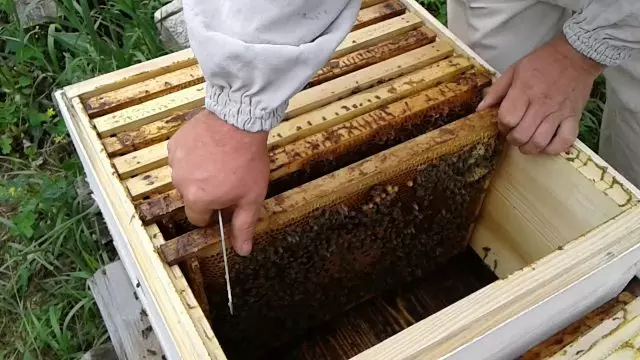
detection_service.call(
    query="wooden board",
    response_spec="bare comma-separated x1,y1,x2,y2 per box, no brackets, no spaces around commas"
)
52,0,640,359
103,26,437,158
102,108,198,157
332,13,423,59
84,64,204,118
521,278,640,359
88,260,165,360
91,13,428,137
83,1,412,120
362,0,388,8
306,26,436,88
157,108,500,265
133,71,490,224
352,0,407,31
120,56,475,198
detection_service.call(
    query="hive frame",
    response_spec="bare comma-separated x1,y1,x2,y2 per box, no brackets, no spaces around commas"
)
53,1,640,359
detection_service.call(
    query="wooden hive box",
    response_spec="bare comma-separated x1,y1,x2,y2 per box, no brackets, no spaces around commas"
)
53,0,640,359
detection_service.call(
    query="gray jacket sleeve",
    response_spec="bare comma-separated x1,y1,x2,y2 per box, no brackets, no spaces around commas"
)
181,0,361,133
561,0,640,66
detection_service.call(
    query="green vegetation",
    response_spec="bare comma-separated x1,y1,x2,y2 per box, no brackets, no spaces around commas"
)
0,0,605,359
0,0,167,358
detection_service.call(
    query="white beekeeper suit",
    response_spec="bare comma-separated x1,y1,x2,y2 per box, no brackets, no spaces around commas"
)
181,0,640,185
446,0,640,185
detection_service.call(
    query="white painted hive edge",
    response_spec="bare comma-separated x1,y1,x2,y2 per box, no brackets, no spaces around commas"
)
442,247,640,360
52,89,210,360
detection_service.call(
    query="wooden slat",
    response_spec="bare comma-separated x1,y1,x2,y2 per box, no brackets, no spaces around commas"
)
113,141,169,179
131,190,186,224
125,166,174,200
268,55,473,149
93,85,205,138
120,56,473,197
398,0,499,79
84,64,203,118
288,37,453,115
104,27,436,157
93,14,428,137
102,108,200,157
281,40,455,119
64,48,197,100
135,189,183,224
93,20,441,139
107,27,436,160
86,3,409,120
182,258,211,321
88,260,165,360
307,26,436,88
333,13,422,59
133,70,490,224
352,0,406,31
269,73,490,181
112,42,455,179
157,108,499,265
361,0,389,9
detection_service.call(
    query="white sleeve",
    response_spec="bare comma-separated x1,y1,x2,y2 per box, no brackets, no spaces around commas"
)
182,0,361,132
562,0,640,66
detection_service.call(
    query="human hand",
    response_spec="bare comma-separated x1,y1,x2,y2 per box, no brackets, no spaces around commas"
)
167,109,270,256
477,33,604,155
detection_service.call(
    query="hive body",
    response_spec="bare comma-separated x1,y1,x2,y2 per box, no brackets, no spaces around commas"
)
196,113,502,356
75,1,505,357
52,0,640,359
82,2,502,354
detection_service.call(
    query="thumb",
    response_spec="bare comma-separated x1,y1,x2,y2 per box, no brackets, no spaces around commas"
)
230,202,261,256
477,66,515,111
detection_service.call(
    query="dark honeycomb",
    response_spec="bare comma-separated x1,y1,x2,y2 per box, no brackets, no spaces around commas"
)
263,247,499,360
267,83,482,198
198,135,503,359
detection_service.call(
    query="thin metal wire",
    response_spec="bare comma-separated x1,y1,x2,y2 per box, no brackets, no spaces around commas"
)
218,210,233,315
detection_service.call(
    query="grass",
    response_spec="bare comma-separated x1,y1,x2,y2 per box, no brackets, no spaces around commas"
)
0,0,167,358
0,0,605,359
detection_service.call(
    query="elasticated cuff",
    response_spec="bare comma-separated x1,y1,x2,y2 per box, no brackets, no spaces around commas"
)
563,17,634,67
204,82,287,133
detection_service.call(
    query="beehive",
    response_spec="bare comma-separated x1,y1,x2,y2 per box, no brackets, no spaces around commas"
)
54,1,640,359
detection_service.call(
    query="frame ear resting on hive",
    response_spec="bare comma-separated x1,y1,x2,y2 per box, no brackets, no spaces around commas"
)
156,108,504,356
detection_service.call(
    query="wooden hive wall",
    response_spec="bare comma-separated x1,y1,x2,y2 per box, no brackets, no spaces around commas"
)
76,1,505,359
